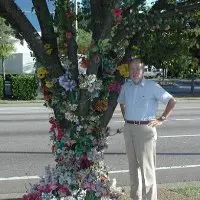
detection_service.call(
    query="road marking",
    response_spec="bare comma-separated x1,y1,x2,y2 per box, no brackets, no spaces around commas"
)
159,134,200,138
0,176,40,181
109,164,200,174
111,117,200,123
1,164,200,180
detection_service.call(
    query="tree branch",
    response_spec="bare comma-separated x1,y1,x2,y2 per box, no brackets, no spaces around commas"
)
90,0,102,41
32,0,59,57
112,1,200,47
0,0,63,78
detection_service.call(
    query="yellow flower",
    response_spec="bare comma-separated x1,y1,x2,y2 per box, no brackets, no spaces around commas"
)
117,64,129,77
44,44,53,55
37,67,48,79
45,81,54,88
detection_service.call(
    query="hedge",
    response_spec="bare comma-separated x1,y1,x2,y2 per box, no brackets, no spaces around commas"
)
0,76,3,99
11,74,38,100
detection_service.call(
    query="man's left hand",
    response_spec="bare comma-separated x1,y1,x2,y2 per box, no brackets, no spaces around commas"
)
148,119,163,127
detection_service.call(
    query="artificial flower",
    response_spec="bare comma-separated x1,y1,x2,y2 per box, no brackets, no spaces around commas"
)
112,8,123,24
22,192,42,200
59,74,76,92
65,12,71,17
45,81,54,88
108,81,121,93
79,46,87,54
117,64,129,77
44,43,53,55
41,83,51,101
112,8,122,18
37,67,48,79
94,99,108,112
79,155,93,169
80,57,89,68
58,186,71,197
66,32,72,39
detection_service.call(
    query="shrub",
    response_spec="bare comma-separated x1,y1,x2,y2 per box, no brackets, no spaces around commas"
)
0,75,3,99
11,74,38,100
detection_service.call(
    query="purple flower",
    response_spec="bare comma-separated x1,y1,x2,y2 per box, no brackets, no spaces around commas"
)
63,80,76,91
59,75,76,91
59,74,68,86
108,81,121,93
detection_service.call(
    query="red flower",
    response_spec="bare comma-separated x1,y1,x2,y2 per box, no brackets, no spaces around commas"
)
22,192,42,200
79,155,93,169
66,32,72,39
108,81,121,93
58,186,71,196
112,8,122,18
65,12,71,17
41,83,52,101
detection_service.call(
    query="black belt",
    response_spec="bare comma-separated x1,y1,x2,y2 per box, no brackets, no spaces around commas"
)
126,120,150,125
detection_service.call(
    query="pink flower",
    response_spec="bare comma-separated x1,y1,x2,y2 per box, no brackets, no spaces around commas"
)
79,155,93,169
56,125,64,140
112,8,122,18
108,81,121,93
36,182,57,193
22,192,42,200
112,8,123,24
66,139,73,147
58,186,71,196
83,181,92,189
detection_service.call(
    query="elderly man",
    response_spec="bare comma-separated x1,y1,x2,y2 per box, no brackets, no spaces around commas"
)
117,58,176,200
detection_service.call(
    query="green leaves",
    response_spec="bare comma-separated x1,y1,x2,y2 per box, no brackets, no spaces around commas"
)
98,39,112,54
0,17,15,58
11,74,38,100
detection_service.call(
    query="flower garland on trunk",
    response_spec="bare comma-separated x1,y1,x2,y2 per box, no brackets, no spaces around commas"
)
22,57,126,199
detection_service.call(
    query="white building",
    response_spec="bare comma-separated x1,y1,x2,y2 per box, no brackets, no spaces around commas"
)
0,38,35,74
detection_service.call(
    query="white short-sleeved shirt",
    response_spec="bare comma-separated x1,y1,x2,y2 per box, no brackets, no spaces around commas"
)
117,78,173,121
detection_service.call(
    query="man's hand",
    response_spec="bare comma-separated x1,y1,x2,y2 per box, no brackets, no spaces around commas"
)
148,118,163,127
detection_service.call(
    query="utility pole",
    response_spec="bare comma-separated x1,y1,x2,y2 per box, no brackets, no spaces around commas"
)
75,0,78,39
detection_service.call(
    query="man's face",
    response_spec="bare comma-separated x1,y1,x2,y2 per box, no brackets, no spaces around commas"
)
129,61,144,84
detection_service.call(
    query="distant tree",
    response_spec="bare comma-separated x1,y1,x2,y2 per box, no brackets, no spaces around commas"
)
0,17,15,81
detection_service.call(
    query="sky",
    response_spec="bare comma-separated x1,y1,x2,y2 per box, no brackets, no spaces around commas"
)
15,0,55,31
15,0,153,31
15,0,82,31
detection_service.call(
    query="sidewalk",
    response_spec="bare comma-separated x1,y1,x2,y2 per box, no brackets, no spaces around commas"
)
0,182,200,200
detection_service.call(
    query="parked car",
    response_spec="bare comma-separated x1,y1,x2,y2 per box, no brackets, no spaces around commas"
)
144,66,162,79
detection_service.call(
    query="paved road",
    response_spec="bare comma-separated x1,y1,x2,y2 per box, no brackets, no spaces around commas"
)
0,101,200,195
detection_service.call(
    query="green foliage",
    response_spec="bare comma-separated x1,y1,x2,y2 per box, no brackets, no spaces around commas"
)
0,17,15,58
0,75,3,99
77,29,92,54
11,74,38,100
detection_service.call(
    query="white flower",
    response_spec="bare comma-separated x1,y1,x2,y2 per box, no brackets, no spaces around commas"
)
77,125,83,132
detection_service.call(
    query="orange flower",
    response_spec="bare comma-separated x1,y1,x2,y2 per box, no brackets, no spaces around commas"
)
80,57,89,68
94,99,108,112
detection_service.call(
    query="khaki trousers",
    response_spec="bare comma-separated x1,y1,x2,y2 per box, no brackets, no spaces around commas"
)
123,123,157,200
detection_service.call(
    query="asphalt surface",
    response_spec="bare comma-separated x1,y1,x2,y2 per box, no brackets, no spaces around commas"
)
0,101,200,197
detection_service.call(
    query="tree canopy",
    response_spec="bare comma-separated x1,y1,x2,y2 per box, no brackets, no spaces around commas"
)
0,17,15,58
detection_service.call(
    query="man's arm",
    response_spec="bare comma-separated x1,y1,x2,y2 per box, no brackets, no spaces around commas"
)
148,97,176,127
158,97,176,121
